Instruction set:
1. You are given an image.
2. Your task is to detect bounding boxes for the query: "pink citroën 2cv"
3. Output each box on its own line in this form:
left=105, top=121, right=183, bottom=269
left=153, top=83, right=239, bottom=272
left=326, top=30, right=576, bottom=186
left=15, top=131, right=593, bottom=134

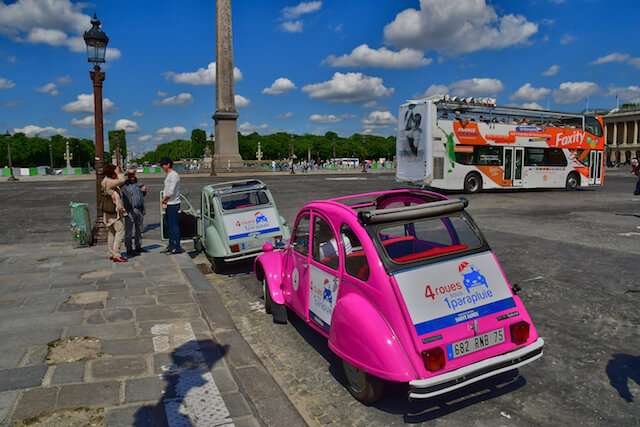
left=255, top=189, right=543, bottom=404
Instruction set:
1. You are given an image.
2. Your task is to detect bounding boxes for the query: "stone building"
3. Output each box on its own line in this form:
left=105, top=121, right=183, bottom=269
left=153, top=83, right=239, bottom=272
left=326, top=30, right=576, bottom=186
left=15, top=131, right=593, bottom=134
left=604, top=107, right=640, bottom=165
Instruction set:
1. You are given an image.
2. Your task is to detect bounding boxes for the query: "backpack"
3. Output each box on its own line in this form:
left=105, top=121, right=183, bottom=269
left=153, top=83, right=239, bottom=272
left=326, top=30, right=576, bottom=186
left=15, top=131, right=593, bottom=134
left=100, top=189, right=117, bottom=214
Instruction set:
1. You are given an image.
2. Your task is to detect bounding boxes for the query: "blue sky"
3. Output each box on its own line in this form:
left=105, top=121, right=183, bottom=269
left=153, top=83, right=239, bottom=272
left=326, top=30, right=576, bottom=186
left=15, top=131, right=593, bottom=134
left=0, top=0, right=639, bottom=155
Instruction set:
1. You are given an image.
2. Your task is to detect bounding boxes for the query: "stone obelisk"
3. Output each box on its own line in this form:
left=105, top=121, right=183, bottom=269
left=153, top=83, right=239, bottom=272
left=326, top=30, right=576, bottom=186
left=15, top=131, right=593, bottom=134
left=213, top=0, right=242, bottom=169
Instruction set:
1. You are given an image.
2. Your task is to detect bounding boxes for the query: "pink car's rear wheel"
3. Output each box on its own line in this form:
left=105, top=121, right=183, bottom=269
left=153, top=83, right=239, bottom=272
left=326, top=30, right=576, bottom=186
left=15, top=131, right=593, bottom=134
left=342, top=360, right=384, bottom=404
left=262, top=279, right=272, bottom=314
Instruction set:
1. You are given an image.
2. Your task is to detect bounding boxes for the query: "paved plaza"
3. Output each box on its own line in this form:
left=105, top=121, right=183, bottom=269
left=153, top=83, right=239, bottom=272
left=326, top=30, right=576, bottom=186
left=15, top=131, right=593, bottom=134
left=0, top=170, right=639, bottom=426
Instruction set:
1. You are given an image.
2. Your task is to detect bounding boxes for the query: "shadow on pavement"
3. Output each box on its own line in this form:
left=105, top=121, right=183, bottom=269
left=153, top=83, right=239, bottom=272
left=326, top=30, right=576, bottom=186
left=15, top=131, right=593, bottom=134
left=288, top=312, right=527, bottom=423
left=143, top=223, right=161, bottom=233
left=133, top=339, right=229, bottom=426
left=606, top=353, right=640, bottom=403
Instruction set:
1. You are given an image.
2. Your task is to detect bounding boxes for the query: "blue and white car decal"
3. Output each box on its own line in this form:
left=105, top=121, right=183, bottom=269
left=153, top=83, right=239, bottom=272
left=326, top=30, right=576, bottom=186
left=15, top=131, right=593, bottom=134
left=394, top=252, right=515, bottom=336
left=222, top=207, right=280, bottom=241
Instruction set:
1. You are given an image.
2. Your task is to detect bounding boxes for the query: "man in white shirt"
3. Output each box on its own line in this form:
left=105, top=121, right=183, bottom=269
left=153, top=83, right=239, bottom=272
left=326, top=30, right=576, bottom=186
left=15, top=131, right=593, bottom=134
left=160, top=157, right=183, bottom=254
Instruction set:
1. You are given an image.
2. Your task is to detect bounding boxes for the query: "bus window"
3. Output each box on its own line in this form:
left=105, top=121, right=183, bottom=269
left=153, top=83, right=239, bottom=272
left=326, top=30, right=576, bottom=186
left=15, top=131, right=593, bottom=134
left=475, top=146, right=503, bottom=165
left=525, top=148, right=545, bottom=166
left=525, top=148, right=567, bottom=167
left=454, top=151, right=474, bottom=165
left=585, top=116, right=603, bottom=137
left=545, top=148, right=568, bottom=167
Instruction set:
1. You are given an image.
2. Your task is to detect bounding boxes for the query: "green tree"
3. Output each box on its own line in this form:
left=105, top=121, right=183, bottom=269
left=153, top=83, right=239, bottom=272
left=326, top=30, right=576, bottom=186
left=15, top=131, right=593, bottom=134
left=108, top=130, right=127, bottom=163
left=190, top=129, right=207, bottom=158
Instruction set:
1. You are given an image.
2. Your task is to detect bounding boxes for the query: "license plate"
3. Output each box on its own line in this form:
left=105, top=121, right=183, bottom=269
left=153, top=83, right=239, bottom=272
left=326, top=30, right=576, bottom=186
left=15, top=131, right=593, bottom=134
left=448, top=328, right=505, bottom=359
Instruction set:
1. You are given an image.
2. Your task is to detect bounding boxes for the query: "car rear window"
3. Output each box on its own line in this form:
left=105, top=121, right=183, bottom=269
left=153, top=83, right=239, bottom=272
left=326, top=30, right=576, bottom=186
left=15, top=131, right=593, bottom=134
left=377, top=214, right=483, bottom=264
left=220, top=191, right=269, bottom=211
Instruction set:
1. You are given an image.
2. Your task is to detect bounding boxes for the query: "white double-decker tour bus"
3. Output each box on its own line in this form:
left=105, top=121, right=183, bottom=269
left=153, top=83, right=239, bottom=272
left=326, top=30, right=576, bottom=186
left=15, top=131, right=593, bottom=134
left=396, top=95, right=605, bottom=193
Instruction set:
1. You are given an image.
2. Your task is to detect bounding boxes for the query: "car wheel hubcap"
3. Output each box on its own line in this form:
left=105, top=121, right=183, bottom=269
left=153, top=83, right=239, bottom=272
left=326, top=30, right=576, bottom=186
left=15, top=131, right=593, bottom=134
left=344, top=363, right=366, bottom=393
left=468, top=177, right=478, bottom=192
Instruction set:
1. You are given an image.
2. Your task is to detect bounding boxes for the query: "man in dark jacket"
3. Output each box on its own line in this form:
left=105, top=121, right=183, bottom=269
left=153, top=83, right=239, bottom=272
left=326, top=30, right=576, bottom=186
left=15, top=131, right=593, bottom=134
left=121, top=168, right=147, bottom=255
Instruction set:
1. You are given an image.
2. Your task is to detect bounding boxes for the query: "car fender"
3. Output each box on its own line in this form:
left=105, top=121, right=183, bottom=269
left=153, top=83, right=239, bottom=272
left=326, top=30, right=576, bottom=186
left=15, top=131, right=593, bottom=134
left=204, top=225, right=226, bottom=258
left=329, top=292, right=416, bottom=382
left=254, top=251, right=286, bottom=305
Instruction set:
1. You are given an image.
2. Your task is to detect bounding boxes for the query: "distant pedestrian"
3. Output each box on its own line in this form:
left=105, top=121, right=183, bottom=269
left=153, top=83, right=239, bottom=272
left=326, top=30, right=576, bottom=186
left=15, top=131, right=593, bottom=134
left=632, top=158, right=640, bottom=195
left=121, top=168, right=147, bottom=256
left=101, top=164, right=127, bottom=262
left=271, top=160, right=276, bottom=172
left=160, top=157, right=183, bottom=254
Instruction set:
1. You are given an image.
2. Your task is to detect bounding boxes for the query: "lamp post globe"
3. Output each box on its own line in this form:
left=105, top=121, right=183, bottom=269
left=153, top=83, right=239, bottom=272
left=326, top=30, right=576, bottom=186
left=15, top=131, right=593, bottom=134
left=84, top=13, right=109, bottom=244
left=83, top=14, right=109, bottom=65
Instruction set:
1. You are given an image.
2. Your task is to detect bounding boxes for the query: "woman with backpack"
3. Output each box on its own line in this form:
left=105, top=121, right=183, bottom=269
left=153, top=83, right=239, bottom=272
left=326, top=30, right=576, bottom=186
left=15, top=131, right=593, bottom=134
left=101, top=164, right=127, bottom=262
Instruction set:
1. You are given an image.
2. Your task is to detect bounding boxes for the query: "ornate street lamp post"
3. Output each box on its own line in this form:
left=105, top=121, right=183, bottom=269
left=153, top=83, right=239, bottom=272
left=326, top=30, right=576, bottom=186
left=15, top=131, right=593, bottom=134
left=4, top=131, right=18, bottom=182
left=84, top=13, right=109, bottom=244
left=209, top=132, right=216, bottom=176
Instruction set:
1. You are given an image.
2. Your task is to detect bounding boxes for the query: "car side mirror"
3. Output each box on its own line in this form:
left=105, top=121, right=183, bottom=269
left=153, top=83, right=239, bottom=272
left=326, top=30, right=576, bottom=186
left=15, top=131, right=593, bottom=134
left=512, top=283, right=522, bottom=295
left=262, top=242, right=274, bottom=252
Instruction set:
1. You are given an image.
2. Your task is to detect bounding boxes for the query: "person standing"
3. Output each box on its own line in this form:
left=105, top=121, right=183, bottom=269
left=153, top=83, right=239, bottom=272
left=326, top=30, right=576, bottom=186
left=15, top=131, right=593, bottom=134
left=160, top=157, right=183, bottom=254
left=121, top=168, right=147, bottom=256
left=632, top=158, right=640, bottom=195
left=101, top=164, right=127, bottom=262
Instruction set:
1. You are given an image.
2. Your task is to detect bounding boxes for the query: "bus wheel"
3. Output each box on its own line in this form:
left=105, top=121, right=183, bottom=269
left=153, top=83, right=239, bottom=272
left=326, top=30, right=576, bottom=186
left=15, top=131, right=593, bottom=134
left=566, top=172, right=580, bottom=191
left=342, top=360, right=384, bottom=405
left=464, top=173, right=483, bottom=194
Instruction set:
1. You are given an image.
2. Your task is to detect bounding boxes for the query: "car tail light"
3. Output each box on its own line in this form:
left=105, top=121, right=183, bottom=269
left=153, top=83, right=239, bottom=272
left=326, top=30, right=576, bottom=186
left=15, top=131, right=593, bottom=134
left=230, top=244, right=240, bottom=253
left=510, top=321, right=530, bottom=345
left=422, top=347, right=446, bottom=372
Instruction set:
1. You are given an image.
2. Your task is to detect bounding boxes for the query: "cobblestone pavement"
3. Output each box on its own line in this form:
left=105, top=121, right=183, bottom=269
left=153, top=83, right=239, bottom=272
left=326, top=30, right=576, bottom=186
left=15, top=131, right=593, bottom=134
left=0, top=242, right=305, bottom=427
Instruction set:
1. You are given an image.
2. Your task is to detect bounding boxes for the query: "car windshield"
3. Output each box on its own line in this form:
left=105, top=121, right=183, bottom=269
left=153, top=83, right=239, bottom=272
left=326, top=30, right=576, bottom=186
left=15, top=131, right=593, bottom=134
left=376, top=213, right=484, bottom=264
left=220, top=190, right=270, bottom=211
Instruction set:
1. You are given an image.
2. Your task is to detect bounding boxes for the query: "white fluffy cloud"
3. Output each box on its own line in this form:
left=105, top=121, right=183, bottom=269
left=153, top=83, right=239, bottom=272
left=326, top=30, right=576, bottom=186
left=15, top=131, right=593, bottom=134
left=280, top=1, right=321, bottom=33
left=362, top=111, right=396, bottom=129
left=14, top=124, right=66, bottom=136
left=450, top=78, right=503, bottom=96
left=591, top=52, right=640, bottom=69
left=132, top=111, right=143, bottom=117
left=156, top=126, right=187, bottom=136
left=164, top=62, right=243, bottom=86
left=309, top=114, right=352, bottom=123
left=239, top=122, right=269, bottom=135
left=384, top=0, right=537, bottom=55
left=511, top=83, right=551, bottom=101
left=235, top=95, right=250, bottom=108
left=282, top=1, right=322, bottom=19
left=608, top=86, right=640, bottom=103
left=423, top=84, right=450, bottom=98
left=277, top=112, right=294, bottom=119
left=0, top=0, right=121, bottom=60
left=553, top=81, right=599, bottom=104
left=115, top=119, right=140, bottom=133
left=560, top=34, right=576, bottom=45
left=57, top=75, right=71, bottom=85
left=35, top=82, right=59, bottom=96
left=520, top=102, right=544, bottom=110
left=155, top=92, right=193, bottom=106
left=262, top=78, right=296, bottom=95
left=0, top=77, right=16, bottom=89
left=324, top=44, right=431, bottom=69
left=303, top=72, right=394, bottom=103
left=421, top=79, right=503, bottom=98
left=281, top=20, right=303, bottom=33
left=137, top=134, right=152, bottom=142
left=63, top=93, right=115, bottom=113
left=70, top=115, right=94, bottom=128
left=542, top=64, right=560, bottom=76
left=591, top=52, right=629, bottom=65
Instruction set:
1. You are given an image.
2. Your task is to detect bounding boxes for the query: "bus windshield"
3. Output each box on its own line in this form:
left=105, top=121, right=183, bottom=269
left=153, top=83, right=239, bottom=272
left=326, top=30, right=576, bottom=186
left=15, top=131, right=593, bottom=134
left=375, top=213, right=484, bottom=264
left=220, top=191, right=270, bottom=211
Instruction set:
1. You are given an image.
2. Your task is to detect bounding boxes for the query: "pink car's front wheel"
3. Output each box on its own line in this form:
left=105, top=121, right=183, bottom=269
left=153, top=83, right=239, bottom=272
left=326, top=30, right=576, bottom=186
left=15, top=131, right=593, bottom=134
left=342, top=360, right=384, bottom=404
